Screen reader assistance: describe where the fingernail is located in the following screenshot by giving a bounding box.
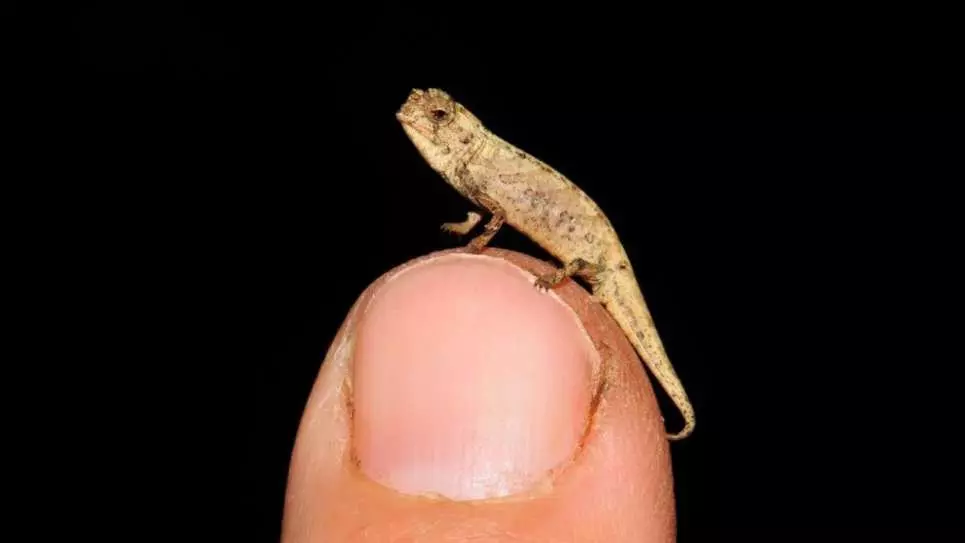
[352,254,597,500]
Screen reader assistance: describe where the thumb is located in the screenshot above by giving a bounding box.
[282,249,676,542]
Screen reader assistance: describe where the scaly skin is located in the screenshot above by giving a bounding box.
[396,88,695,440]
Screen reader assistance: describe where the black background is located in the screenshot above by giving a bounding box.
[24,3,961,541]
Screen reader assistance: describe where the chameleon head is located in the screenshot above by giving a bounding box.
[396,88,481,176]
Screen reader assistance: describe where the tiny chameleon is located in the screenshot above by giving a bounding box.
[396,88,695,440]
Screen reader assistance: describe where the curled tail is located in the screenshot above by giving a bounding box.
[629,327,696,440]
[603,283,696,440]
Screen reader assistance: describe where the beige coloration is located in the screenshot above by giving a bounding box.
[396,88,695,440]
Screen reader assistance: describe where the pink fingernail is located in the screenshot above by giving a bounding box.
[352,255,596,500]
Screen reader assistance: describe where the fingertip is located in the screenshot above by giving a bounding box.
[353,251,599,500]
[283,249,677,542]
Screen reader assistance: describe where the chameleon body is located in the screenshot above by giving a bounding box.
[396,88,695,440]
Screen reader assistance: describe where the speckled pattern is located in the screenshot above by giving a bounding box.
[396,88,694,440]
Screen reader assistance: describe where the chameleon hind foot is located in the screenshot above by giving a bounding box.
[534,258,605,291]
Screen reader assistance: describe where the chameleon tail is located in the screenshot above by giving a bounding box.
[604,285,696,441]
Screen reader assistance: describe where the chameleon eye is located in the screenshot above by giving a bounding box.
[430,108,450,122]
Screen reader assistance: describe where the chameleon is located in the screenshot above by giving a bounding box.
[395,88,695,440]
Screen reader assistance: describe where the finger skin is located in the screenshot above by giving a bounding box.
[282,248,676,542]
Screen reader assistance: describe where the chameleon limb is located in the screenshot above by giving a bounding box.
[441,211,483,236]
[534,258,605,291]
[466,212,505,253]
[465,192,506,253]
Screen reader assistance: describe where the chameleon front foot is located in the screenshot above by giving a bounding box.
[466,223,501,253]
[464,203,506,254]
[440,211,483,236]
